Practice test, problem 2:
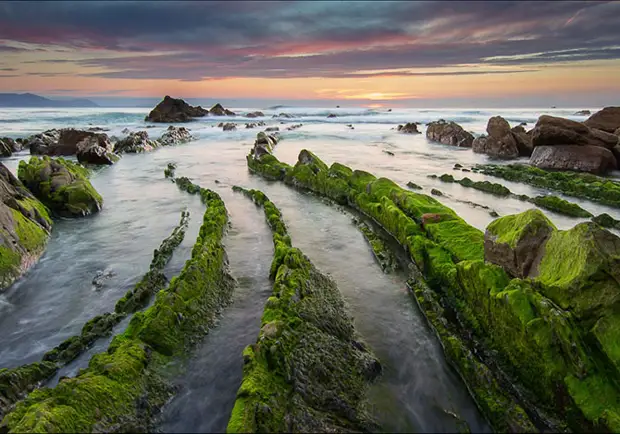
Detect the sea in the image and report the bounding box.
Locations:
[0,106,618,433]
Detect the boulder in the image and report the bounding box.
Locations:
[472,116,522,159]
[209,103,236,116]
[0,162,52,291]
[574,110,591,116]
[397,123,421,134]
[327,114,337,118]
[76,135,119,165]
[145,95,209,123]
[531,115,618,149]
[273,113,294,119]
[159,126,192,146]
[0,137,20,157]
[426,119,474,147]
[612,145,620,165]
[222,123,237,131]
[245,111,264,118]
[250,132,280,160]
[245,121,266,129]
[265,127,279,132]
[615,127,620,137]
[115,131,160,154]
[529,145,617,174]
[25,129,60,155]
[584,107,620,133]
[484,209,556,278]
[27,129,114,156]
[511,125,533,156]
[18,156,102,217]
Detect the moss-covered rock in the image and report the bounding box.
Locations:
[476,163,620,209]
[592,213,620,230]
[17,156,102,217]
[0,163,51,291]
[229,186,381,433]
[0,210,190,421]
[484,209,556,278]
[1,193,229,432]
[530,195,593,218]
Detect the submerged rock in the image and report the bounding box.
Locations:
[426,119,474,147]
[397,123,421,134]
[272,112,294,119]
[145,95,209,123]
[158,125,192,146]
[115,131,160,154]
[221,122,237,131]
[0,163,52,291]
[245,111,264,118]
[529,144,617,174]
[76,134,118,165]
[17,156,102,217]
[574,110,591,116]
[584,106,620,133]
[484,209,556,278]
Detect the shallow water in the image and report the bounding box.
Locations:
[0,106,618,431]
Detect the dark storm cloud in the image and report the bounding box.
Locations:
[1,1,619,79]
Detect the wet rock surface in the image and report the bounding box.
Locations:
[145,95,209,123]
[426,120,474,147]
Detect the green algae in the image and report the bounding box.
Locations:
[164,162,176,179]
[476,163,620,209]
[245,148,620,432]
[2,189,232,432]
[18,156,102,217]
[229,186,381,433]
[531,195,593,218]
[486,209,556,249]
[356,220,399,273]
[592,213,620,230]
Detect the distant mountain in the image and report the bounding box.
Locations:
[0,93,99,108]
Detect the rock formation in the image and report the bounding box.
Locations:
[397,123,421,134]
[0,162,52,291]
[529,145,617,174]
[18,156,103,217]
[574,110,591,116]
[584,106,620,133]
[0,137,21,157]
[221,122,237,131]
[158,126,192,146]
[209,103,235,116]
[426,119,474,147]
[145,96,209,123]
[115,131,160,153]
[76,134,119,165]
[245,111,264,118]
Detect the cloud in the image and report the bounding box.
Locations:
[0,1,618,80]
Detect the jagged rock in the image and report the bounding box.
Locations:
[145,95,209,123]
[530,145,617,174]
[209,103,236,116]
[26,129,115,157]
[397,123,421,134]
[115,131,159,154]
[584,107,620,133]
[121,128,131,134]
[76,135,119,165]
[159,126,192,146]
[0,137,20,157]
[473,117,533,159]
[245,111,264,118]
[0,162,52,291]
[25,129,60,155]
[426,119,474,147]
[574,110,591,116]
[222,123,237,131]
[327,113,337,118]
[18,156,102,217]
[532,115,618,149]
[265,127,279,132]
[484,209,556,278]
[273,113,294,119]
[245,121,266,129]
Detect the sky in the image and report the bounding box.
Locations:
[0,0,619,107]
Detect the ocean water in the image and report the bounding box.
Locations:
[0,106,618,433]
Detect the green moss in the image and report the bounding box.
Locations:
[2,189,233,432]
[0,245,21,284]
[10,209,48,253]
[229,187,381,433]
[15,197,52,228]
[476,163,620,209]
[18,156,102,218]
[356,221,399,273]
[486,209,556,248]
[566,374,620,432]
[424,219,484,262]
[592,213,620,229]
[531,195,593,218]
[536,222,620,319]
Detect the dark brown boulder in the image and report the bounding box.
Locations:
[426,119,473,147]
[529,145,617,174]
[245,111,264,118]
[145,96,209,123]
[0,137,20,157]
[484,209,556,278]
[222,123,237,131]
[614,127,620,137]
[472,116,520,159]
[209,103,236,116]
[584,107,620,133]
[76,135,119,165]
[511,125,533,156]
[397,123,421,134]
[612,145,620,165]
[531,115,617,149]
